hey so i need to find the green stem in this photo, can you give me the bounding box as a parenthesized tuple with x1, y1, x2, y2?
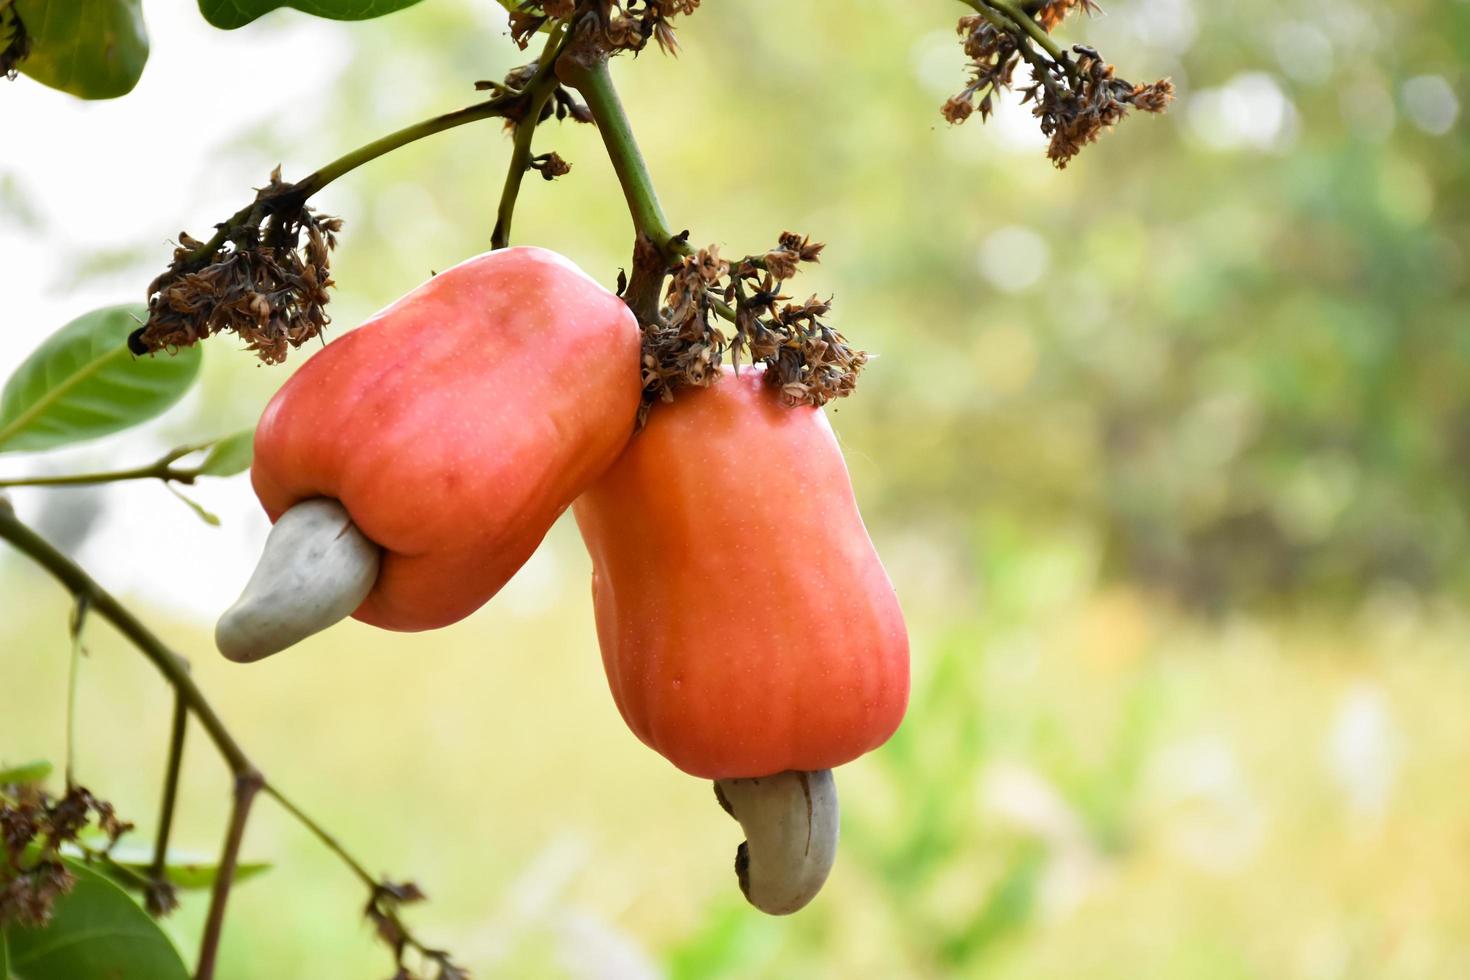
(151, 690, 188, 883)
(493, 27, 570, 250)
(64, 596, 88, 788)
(970, 0, 1064, 62)
(0, 460, 196, 489)
(557, 55, 677, 256)
(299, 98, 522, 197)
(263, 781, 449, 968)
(262, 783, 376, 890)
(195, 772, 261, 980)
(174, 87, 534, 274)
(708, 292, 738, 325)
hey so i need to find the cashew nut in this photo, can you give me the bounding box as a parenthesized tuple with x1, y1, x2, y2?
(713, 769, 839, 915)
(216, 498, 380, 663)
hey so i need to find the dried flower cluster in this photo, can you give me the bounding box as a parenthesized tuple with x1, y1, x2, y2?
(1024, 45, 1175, 168)
(530, 150, 572, 179)
(943, 12, 1023, 125)
(1, 782, 132, 929)
(0, 0, 28, 80)
(133, 166, 341, 364)
(944, 1, 1172, 168)
(510, 0, 700, 56)
(640, 232, 868, 420)
(369, 878, 469, 980)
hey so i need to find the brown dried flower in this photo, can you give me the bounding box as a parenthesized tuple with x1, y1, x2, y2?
(509, 10, 549, 48)
(1035, 0, 1099, 32)
(144, 876, 180, 918)
(529, 151, 572, 180)
(1131, 77, 1176, 114)
(512, 0, 700, 56)
(133, 166, 342, 364)
(1022, 46, 1174, 168)
(639, 246, 729, 413)
(945, 5, 1172, 168)
(945, 13, 1022, 126)
(551, 85, 595, 123)
(1, 783, 134, 929)
(942, 95, 976, 124)
(364, 877, 467, 980)
(638, 233, 866, 419)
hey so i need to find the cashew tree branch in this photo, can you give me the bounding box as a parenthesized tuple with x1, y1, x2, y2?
(493, 24, 572, 250)
(195, 772, 262, 980)
(0, 447, 212, 490)
(150, 690, 188, 891)
(168, 83, 546, 279)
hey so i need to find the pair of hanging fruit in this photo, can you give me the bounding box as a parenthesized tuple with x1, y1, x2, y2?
(216, 247, 909, 914)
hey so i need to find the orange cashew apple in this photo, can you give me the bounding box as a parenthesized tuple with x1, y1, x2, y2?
(573, 366, 909, 913)
(216, 246, 641, 662)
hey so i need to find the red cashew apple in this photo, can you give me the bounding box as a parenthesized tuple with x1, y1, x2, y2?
(573, 366, 909, 913)
(216, 246, 641, 661)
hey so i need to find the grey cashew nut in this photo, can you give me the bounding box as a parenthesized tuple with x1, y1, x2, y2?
(216, 498, 380, 663)
(714, 769, 839, 916)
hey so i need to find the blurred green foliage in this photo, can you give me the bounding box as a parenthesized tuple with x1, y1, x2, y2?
(4, 0, 1470, 977)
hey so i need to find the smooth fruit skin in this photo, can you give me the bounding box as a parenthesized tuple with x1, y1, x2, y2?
(573, 367, 910, 780)
(251, 246, 641, 632)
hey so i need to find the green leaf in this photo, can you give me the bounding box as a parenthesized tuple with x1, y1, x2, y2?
(197, 429, 255, 477)
(3, 859, 188, 980)
(0, 305, 201, 454)
(96, 846, 270, 891)
(198, 0, 425, 30)
(11, 0, 148, 99)
(56, 842, 271, 892)
(2, 927, 10, 979)
(0, 761, 51, 785)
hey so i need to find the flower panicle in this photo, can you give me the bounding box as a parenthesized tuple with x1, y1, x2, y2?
(638, 231, 866, 421)
(943, 2, 1173, 168)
